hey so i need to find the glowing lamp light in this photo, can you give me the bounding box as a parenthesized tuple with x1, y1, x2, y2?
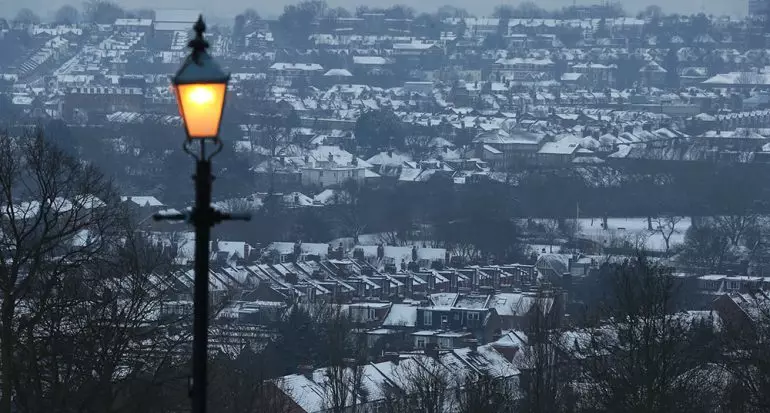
(175, 83, 227, 139)
(171, 16, 230, 140)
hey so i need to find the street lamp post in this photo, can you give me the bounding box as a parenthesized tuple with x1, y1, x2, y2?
(154, 16, 249, 413)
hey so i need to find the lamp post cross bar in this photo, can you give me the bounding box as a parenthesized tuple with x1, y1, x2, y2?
(153, 155, 249, 413)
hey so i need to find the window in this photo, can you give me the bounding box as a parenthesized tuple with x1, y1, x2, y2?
(454, 313, 460, 320)
(441, 315, 448, 324)
(729, 281, 740, 290)
(467, 312, 480, 321)
(423, 310, 432, 326)
(416, 338, 426, 348)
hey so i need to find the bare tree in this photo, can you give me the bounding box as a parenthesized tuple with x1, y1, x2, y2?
(54, 5, 80, 25)
(321, 305, 368, 413)
(330, 180, 370, 245)
(679, 222, 734, 272)
(736, 71, 764, 85)
(383, 354, 455, 413)
(8, 206, 194, 413)
(14, 8, 40, 24)
(404, 135, 434, 161)
(519, 291, 572, 413)
(253, 106, 297, 196)
(456, 369, 518, 413)
(542, 219, 560, 253)
(713, 215, 759, 248)
(253, 109, 293, 159)
(377, 231, 408, 247)
(215, 197, 259, 214)
(324, 358, 367, 412)
(651, 214, 684, 256)
(83, 0, 125, 24)
(582, 256, 722, 413)
(208, 345, 296, 413)
(719, 292, 770, 412)
(560, 219, 582, 243)
(0, 132, 127, 413)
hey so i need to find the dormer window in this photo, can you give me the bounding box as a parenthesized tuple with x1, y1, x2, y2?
(423, 310, 432, 326)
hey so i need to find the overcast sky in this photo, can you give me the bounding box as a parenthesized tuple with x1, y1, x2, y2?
(2, 0, 746, 23)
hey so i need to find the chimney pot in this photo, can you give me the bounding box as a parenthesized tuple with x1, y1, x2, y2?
(298, 365, 314, 379)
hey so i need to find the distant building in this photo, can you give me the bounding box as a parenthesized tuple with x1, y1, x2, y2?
(268, 63, 324, 86)
(114, 18, 154, 34)
(153, 9, 200, 33)
(749, 0, 770, 18)
(300, 146, 371, 188)
(493, 57, 555, 82)
(64, 87, 144, 122)
(152, 8, 200, 47)
(571, 63, 617, 88)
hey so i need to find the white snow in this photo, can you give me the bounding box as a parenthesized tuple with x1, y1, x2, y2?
(382, 303, 417, 327)
(578, 217, 692, 252)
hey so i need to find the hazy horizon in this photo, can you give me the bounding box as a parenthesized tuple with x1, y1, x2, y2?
(0, 0, 747, 24)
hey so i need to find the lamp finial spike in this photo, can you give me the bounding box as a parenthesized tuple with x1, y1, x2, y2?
(188, 15, 209, 63)
(194, 15, 206, 36)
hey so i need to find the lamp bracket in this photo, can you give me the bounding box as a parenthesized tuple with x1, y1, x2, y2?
(183, 139, 223, 162)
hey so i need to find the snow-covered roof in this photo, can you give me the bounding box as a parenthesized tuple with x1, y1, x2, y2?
(114, 18, 153, 26)
(121, 196, 163, 207)
(704, 71, 770, 86)
(268, 242, 329, 257)
(561, 73, 583, 81)
(366, 151, 412, 166)
(538, 137, 580, 155)
(357, 245, 446, 266)
(270, 63, 324, 72)
(353, 56, 389, 65)
(382, 303, 418, 327)
(323, 68, 353, 77)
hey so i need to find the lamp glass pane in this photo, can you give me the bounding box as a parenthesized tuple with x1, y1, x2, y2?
(176, 83, 226, 138)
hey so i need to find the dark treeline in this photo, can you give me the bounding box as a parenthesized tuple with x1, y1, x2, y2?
(25, 115, 770, 268)
(223, 163, 770, 241)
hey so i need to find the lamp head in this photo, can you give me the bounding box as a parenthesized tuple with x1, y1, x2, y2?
(172, 16, 230, 140)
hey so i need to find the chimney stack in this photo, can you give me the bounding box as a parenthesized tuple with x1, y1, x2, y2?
(466, 338, 479, 352)
(384, 352, 400, 365)
(424, 342, 440, 360)
(298, 365, 314, 380)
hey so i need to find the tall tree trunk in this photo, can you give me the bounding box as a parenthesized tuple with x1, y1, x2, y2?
(1, 295, 14, 413)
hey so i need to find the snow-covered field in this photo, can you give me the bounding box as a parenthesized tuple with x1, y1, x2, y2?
(578, 217, 692, 252)
(333, 217, 695, 254)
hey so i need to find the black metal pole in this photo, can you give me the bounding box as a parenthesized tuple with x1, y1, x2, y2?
(153, 139, 250, 413)
(192, 151, 212, 413)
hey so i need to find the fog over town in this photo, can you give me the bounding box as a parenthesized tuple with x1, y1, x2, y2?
(0, 0, 770, 412)
(0, 0, 750, 22)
